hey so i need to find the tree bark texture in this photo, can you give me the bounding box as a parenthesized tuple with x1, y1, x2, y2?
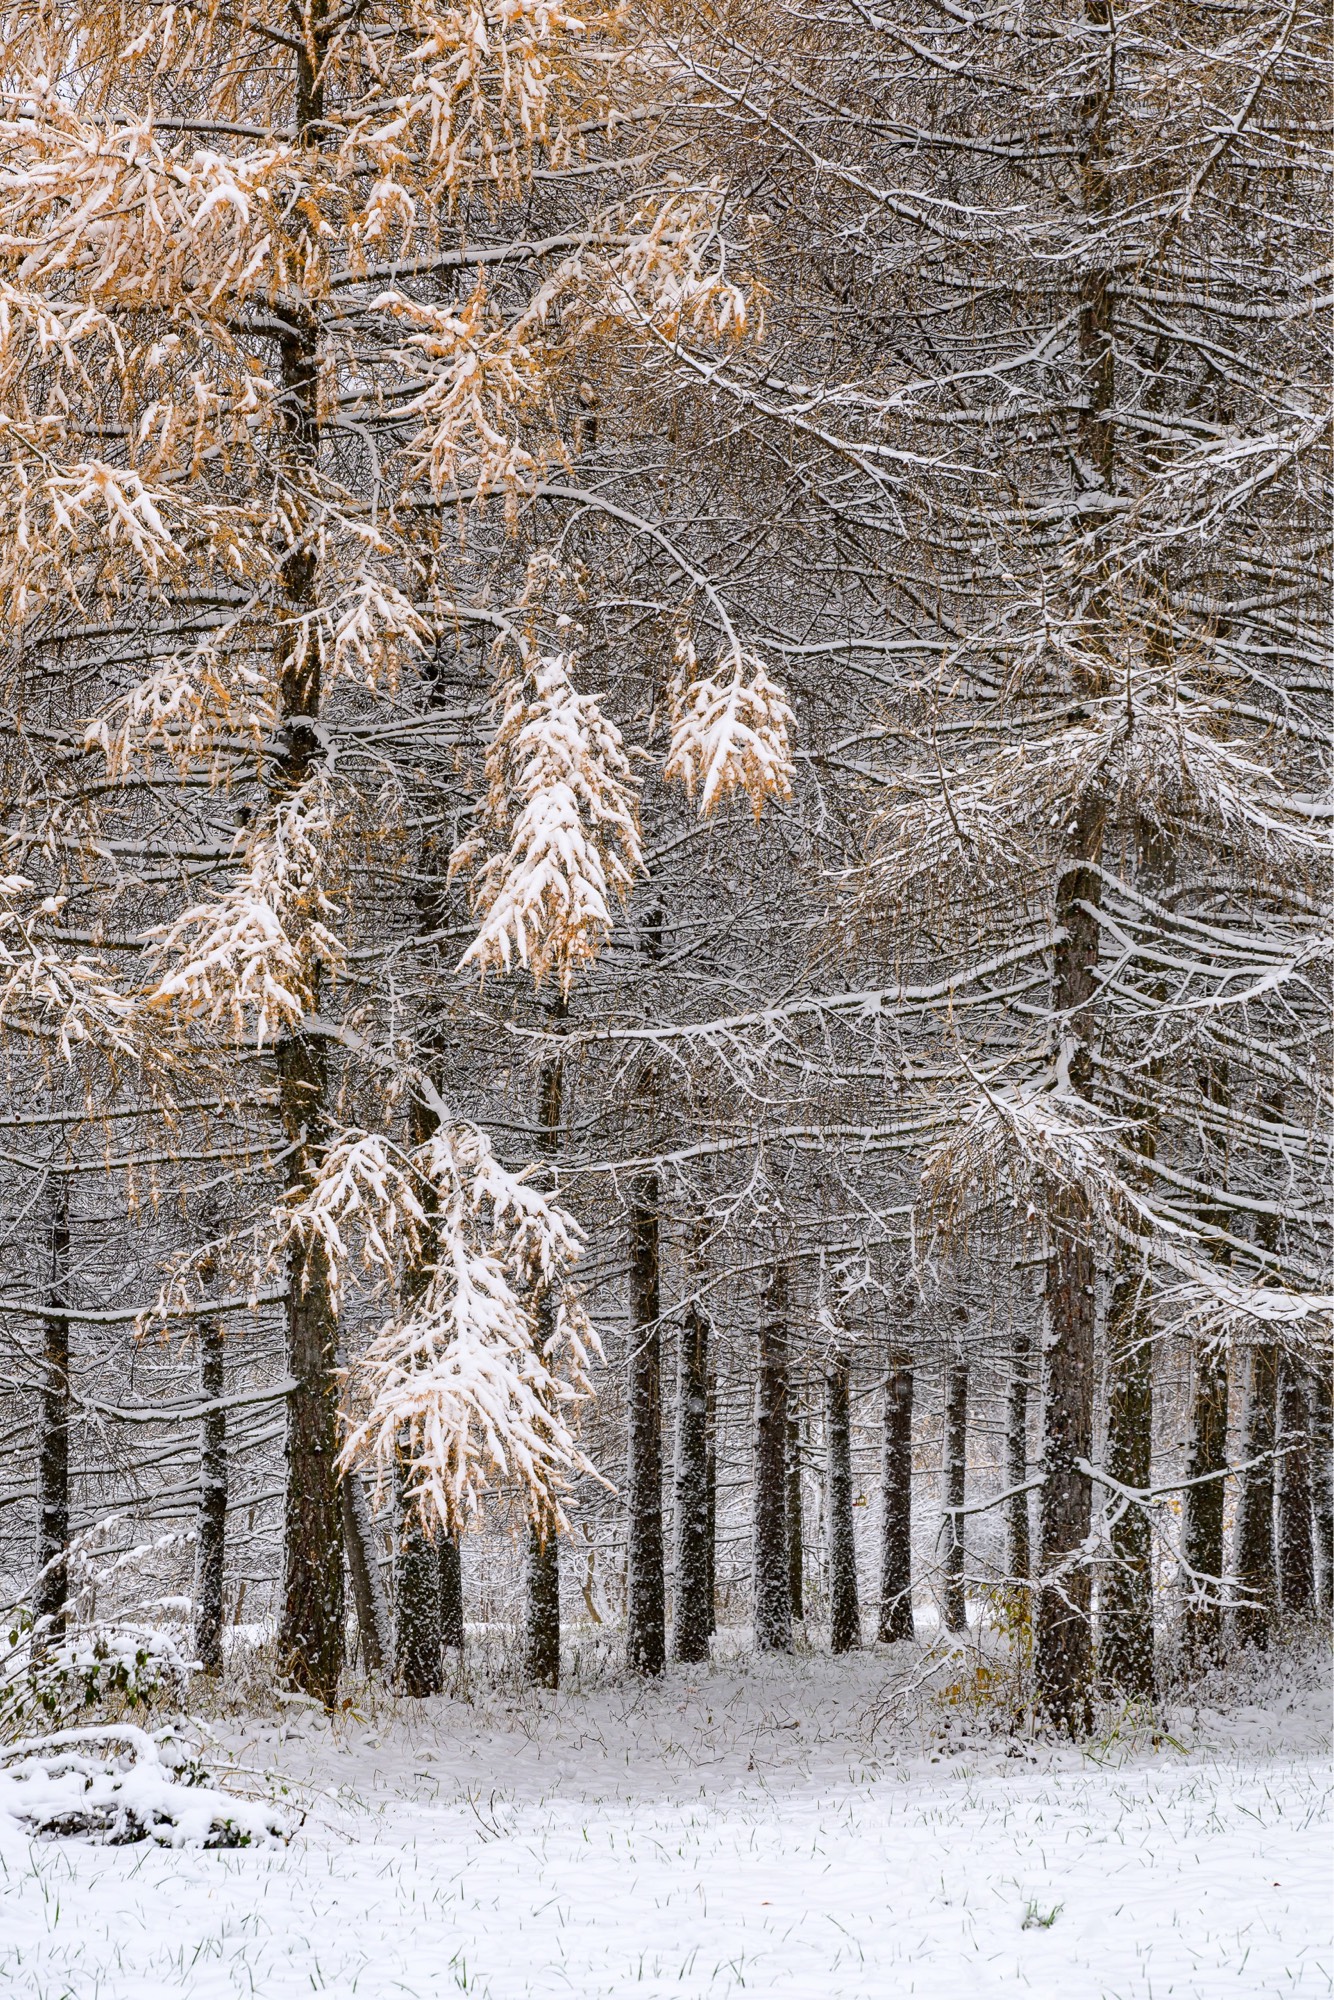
(341, 1469, 390, 1676)
(626, 1171, 665, 1675)
(525, 1015, 565, 1686)
(1277, 1355, 1316, 1617)
(1310, 1364, 1332, 1613)
(395, 1453, 443, 1696)
(1006, 1330, 1032, 1589)
(705, 1368, 718, 1637)
(277, 1031, 344, 1705)
(786, 1404, 804, 1623)
(1181, 1343, 1229, 1670)
(1037, 1202, 1097, 1736)
(754, 1263, 792, 1653)
(1232, 1343, 1278, 1649)
(1100, 1265, 1155, 1694)
(525, 1510, 561, 1690)
(673, 1304, 712, 1664)
(34, 1182, 72, 1641)
(826, 1355, 861, 1653)
(941, 1358, 969, 1635)
(439, 1530, 465, 1651)
(878, 1352, 915, 1644)
(192, 1315, 227, 1674)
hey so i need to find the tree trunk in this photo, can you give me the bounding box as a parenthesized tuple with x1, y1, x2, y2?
(878, 1351, 915, 1643)
(754, 1262, 792, 1653)
(341, 1469, 390, 1676)
(1181, 1343, 1229, 1671)
(34, 1182, 72, 1642)
(1101, 1263, 1155, 1694)
(626, 1171, 665, 1675)
(674, 1304, 712, 1663)
(1277, 1354, 1316, 1617)
(526, 1511, 561, 1689)
(826, 1355, 861, 1653)
(192, 1314, 227, 1674)
(786, 1400, 804, 1623)
(705, 1367, 718, 1637)
(1310, 1365, 1333, 1613)
(1037, 1197, 1097, 1736)
(277, 1031, 344, 1705)
(395, 1455, 443, 1696)
(439, 1530, 465, 1652)
(1232, 1343, 1278, 1649)
(270, 273, 343, 1705)
(1006, 1330, 1032, 1590)
(941, 1357, 969, 1635)
(525, 1019, 566, 1687)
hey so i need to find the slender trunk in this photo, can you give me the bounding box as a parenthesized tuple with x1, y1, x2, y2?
(754, 1263, 792, 1653)
(673, 1304, 712, 1664)
(439, 1531, 465, 1651)
(1277, 1355, 1316, 1616)
(278, 1030, 344, 1704)
(878, 1351, 915, 1643)
(786, 1400, 804, 1623)
(525, 1510, 561, 1689)
(1006, 1330, 1032, 1590)
(1101, 1265, 1155, 1694)
(525, 1012, 565, 1687)
(705, 1367, 718, 1637)
(941, 1358, 969, 1635)
(1232, 1343, 1278, 1648)
(341, 1470, 389, 1676)
(395, 1451, 443, 1696)
(192, 1315, 227, 1674)
(34, 1182, 71, 1641)
(1181, 1343, 1229, 1671)
(1036, 802, 1103, 1733)
(826, 1355, 861, 1653)
(1310, 1365, 1332, 1613)
(626, 1172, 665, 1674)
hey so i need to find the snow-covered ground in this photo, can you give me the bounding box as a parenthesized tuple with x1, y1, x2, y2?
(1, 1643, 1328, 1999)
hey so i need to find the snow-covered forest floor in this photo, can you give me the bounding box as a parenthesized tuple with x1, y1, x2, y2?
(0, 1633, 1328, 2000)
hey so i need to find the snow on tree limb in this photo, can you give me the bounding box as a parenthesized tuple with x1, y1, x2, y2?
(665, 638, 795, 819)
(452, 649, 643, 993)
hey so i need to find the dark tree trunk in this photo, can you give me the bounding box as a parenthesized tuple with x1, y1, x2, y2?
(192, 1315, 227, 1674)
(674, 1304, 712, 1664)
(1035, 795, 1103, 1735)
(439, 1530, 465, 1651)
(1277, 1354, 1316, 1616)
(826, 1355, 861, 1653)
(705, 1367, 718, 1637)
(341, 1468, 389, 1676)
(395, 1456, 443, 1696)
(1181, 1343, 1229, 1670)
(524, 1011, 566, 1686)
(626, 1171, 665, 1675)
(941, 1358, 969, 1635)
(878, 1351, 915, 1643)
(1037, 1198, 1097, 1736)
(1100, 1265, 1155, 1695)
(277, 1030, 344, 1705)
(34, 1183, 72, 1642)
(754, 1263, 792, 1653)
(1006, 1330, 1032, 1590)
(1232, 1343, 1278, 1649)
(526, 1512, 561, 1689)
(786, 1401, 804, 1623)
(1310, 1365, 1333, 1613)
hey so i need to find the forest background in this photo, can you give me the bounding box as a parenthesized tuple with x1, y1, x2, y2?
(0, 0, 1329, 1754)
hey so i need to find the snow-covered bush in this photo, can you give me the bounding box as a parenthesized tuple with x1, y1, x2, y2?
(0, 1725, 286, 1848)
(1, 1617, 191, 1736)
